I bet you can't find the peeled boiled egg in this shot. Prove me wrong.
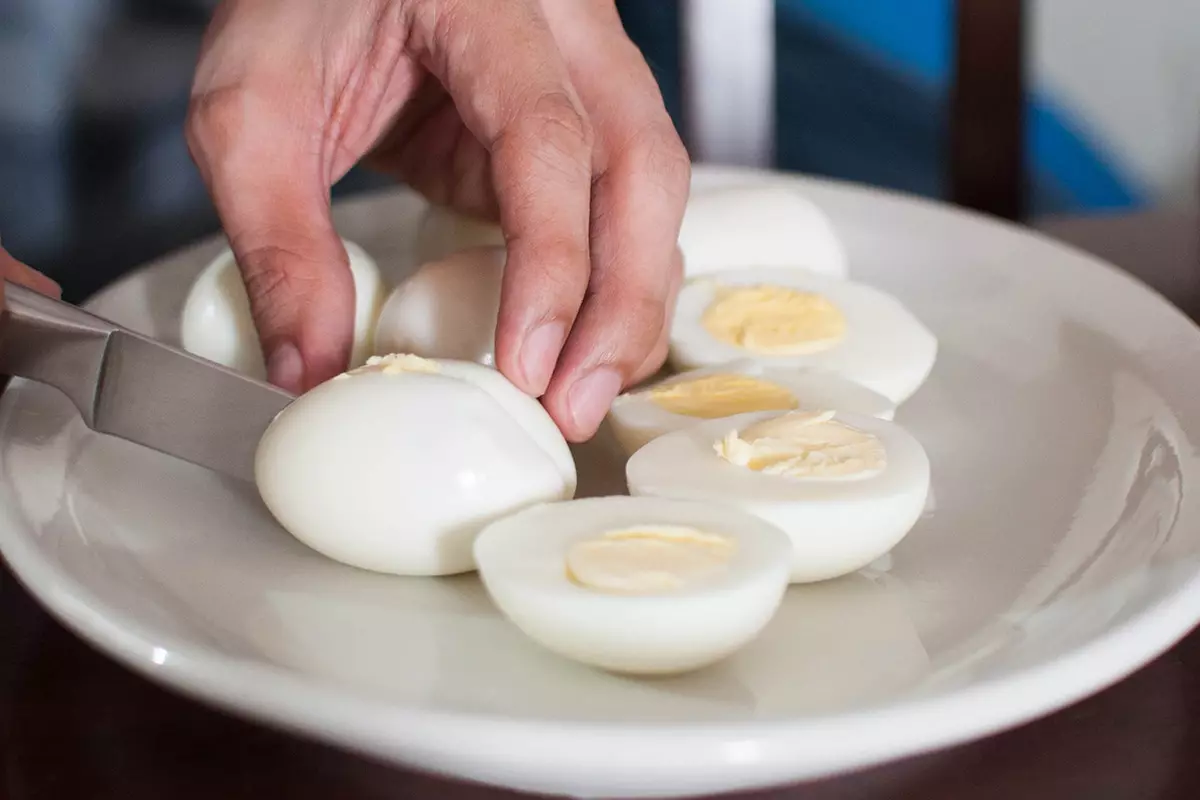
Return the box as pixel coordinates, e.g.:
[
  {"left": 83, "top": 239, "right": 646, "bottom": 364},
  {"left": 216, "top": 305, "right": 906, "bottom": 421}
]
[
  {"left": 181, "top": 239, "right": 386, "bottom": 379},
  {"left": 679, "top": 184, "right": 848, "bottom": 279},
  {"left": 414, "top": 203, "right": 505, "bottom": 264},
  {"left": 607, "top": 360, "right": 895, "bottom": 456},
  {"left": 255, "top": 354, "right": 576, "bottom": 576},
  {"left": 373, "top": 246, "right": 504, "bottom": 365},
  {"left": 474, "top": 496, "right": 792, "bottom": 675},
  {"left": 627, "top": 409, "right": 930, "bottom": 583},
  {"left": 670, "top": 267, "right": 937, "bottom": 404}
]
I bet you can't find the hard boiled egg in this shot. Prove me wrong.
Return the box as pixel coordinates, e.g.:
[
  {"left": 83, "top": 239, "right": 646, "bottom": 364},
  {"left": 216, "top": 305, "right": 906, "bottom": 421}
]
[
  {"left": 255, "top": 354, "right": 576, "bottom": 576},
  {"left": 670, "top": 267, "right": 937, "bottom": 403},
  {"left": 474, "top": 496, "right": 792, "bottom": 675},
  {"left": 414, "top": 203, "right": 505, "bottom": 264},
  {"left": 627, "top": 409, "right": 930, "bottom": 583},
  {"left": 181, "top": 239, "right": 386, "bottom": 379},
  {"left": 607, "top": 360, "right": 895, "bottom": 456},
  {"left": 373, "top": 246, "right": 504, "bottom": 365},
  {"left": 679, "top": 184, "right": 848, "bottom": 279}
]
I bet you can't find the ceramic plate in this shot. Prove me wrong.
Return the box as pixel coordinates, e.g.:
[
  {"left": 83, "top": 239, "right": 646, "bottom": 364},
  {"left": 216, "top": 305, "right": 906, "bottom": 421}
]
[{"left": 4, "top": 167, "right": 1200, "bottom": 798}]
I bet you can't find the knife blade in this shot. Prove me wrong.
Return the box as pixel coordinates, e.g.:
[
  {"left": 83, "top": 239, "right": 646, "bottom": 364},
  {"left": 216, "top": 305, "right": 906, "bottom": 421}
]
[{"left": 0, "top": 281, "right": 293, "bottom": 482}]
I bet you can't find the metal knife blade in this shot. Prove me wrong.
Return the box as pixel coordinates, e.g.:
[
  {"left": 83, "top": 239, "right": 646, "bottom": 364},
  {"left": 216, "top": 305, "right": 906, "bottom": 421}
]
[{"left": 1, "top": 281, "right": 293, "bottom": 482}]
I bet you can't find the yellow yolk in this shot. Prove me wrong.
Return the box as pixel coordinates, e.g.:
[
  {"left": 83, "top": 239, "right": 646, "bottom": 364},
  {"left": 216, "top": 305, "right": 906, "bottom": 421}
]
[
  {"left": 645, "top": 373, "right": 800, "bottom": 419},
  {"left": 343, "top": 353, "right": 441, "bottom": 377},
  {"left": 566, "top": 525, "right": 737, "bottom": 594},
  {"left": 715, "top": 410, "right": 885, "bottom": 478},
  {"left": 702, "top": 285, "right": 846, "bottom": 354}
]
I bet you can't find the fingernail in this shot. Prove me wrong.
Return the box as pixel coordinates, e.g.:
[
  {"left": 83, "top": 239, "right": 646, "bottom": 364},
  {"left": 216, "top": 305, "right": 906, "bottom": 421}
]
[
  {"left": 567, "top": 367, "right": 622, "bottom": 435},
  {"left": 520, "top": 321, "right": 567, "bottom": 394},
  {"left": 266, "top": 341, "right": 304, "bottom": 393}
]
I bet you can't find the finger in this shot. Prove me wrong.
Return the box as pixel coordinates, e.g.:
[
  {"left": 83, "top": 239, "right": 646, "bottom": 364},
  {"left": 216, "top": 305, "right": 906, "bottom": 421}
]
[
  {"left": 539, "top": 18, "right": 692, "bottom": 440},
  {"left": 403, "top": 0, "right": 595, "bottom": 397},
  {"left": 186, "top": 10, "right": 354, "bottom": 392},
  {"left": 0, "top": 249, "right": 62, "bottom": 300},
  {"left": 628, "top": 246, "right": 683, "bottom": 386}
]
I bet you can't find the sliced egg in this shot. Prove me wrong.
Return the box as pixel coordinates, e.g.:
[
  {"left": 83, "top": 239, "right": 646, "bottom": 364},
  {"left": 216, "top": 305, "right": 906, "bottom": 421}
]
[
  {"left": 626, "top": 409, "right": 930, "bottom": 583},
  {"left": 180, "top": 239, "right": 386, "bottom": 379},
  {"left": 474, "top": 496, "right": 791, "bottom": 675},
  {"left": 373, "top": 246, "right": 504, "bottom": 365},
  {"left": 255, "top": 354, "right": 576, "bottom": 576},
  {"left": 607, "top": 360, "right": 895, "bottom": 456},
  {"left": 678, "top": 184, "right": 848, "bottom": 279},
  {"left": 414, "top": 203, "right": 505, "bottom": 264},
  {"left": 670, "top": 267, "right": 937, "bottom": 404}
]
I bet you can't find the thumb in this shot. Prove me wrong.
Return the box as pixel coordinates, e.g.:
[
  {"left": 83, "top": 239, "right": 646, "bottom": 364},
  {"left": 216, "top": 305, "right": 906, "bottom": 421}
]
[{"left": 186, "top": 92, "right": 354, "bottom": 393}]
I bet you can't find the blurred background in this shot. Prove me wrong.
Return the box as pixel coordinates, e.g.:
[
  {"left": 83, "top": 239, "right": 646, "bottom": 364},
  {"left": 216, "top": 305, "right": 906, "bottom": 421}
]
[{"left": 1, "top": 0, "right": 1197, "bottom": 301}]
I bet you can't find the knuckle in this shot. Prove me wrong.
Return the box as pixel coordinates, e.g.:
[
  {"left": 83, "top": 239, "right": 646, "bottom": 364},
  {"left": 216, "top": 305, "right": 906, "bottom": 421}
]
[
  {"left": 237, "top": 244, "right": 327, "bottom": 322},
  {"left": 496, "top": 90, "right": 594, "bottom": 179},
  {"left": 624, "top": 124, "right": 691, "bottom": 200},
  {"left": 185, "top": 85, "right": 250, "bottom": 162}
]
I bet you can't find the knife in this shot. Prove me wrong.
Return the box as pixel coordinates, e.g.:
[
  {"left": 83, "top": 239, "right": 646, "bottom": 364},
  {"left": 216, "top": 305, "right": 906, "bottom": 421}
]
[{"left": 0, "top": 280, "right": 294, "bottom": 482}]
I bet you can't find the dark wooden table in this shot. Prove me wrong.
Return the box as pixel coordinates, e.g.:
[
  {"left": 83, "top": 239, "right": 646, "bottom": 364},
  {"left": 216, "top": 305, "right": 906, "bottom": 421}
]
[{"left": 3, "top": 211, "right": 1199, "bottom": 800}]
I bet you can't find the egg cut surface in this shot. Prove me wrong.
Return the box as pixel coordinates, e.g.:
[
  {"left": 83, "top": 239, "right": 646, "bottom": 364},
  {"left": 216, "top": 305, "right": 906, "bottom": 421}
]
[
  {"left": 255, "top": 354, "right": 576, "bottom": 576},
  {"left": 374, "top": 246, "right": 504, "bottom": 365},
  {"left": 608, "top": 360, "right": 896, "bottom": 456},
  {"left": 670, "top": 267, "right": 937, "bottom": 404},
  {"left": 626, "top": 409, "right": 930, "bottom": 583},
  {"left": 678, "top": 184, "right": 848, "bottom": 279},
  {"left": 413, "top": 203, "right": 505, "bottom": 264},
  {"left": 181, "top": 239, "right": 386, "bottom": 379},
  {"left": 474, "top": 496, "right": 792, "bottom": 675}
]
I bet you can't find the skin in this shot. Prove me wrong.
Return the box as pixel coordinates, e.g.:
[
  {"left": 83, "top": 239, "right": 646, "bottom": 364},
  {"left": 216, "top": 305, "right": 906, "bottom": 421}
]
[
  {"left": 186, "top": 0, "right": 690, "bottom": 441},
  {"left": 0, "top": 248, "right": 61, "bottom": 308}
]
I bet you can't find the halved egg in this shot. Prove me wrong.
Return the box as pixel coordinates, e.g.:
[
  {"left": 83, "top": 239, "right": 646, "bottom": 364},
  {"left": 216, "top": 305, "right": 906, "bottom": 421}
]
[
  {"left": 180, "top": 239, "right": 386, "bottom": 379},
  {"left": 373, "top": 246, "right": 503, "bottom": 365},
  {"left": 670, "top": 267, "right": 937, "bottom": 404},
  {"left": 607, "top": 360, "right": 895, "bottom": 456},
  {"left": 255, "top": 354, "right": 576, "bottom": 576},
  {"left": 626, "top": 409, "right": 930, "bottom": 583},
  {"left": 679, "top": 184, "right": 848, "bottom": 279},
  {"left": 414, "top": 203, "right": 505, "bottom": 264},
  {"left": 474, "top": 496, "right": 792, "bottom": 675}
]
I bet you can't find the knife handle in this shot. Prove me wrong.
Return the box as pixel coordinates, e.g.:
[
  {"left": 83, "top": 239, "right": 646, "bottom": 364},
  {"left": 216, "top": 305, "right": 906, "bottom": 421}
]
[{"left": 0, "top": 280, "right": 118, "bottom": 425}]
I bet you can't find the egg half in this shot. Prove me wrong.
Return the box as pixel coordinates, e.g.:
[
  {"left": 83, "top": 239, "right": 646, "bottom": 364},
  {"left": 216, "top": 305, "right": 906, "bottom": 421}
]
[
  {"left": 474, "top": 496, "right": 792, "bottom": 675},
  {"left": 670, "top": 267, "right": 937, "bottom": 404},
  {"left": 374, "top": 246, "right": 504, "bottom": 365},
  {"left": 181, "top": 239, "right": 386, "bottom": 379},
  {"left": 608, "top": 360, "right": 895, "bottom": 456},
  {"left": 626, "top": 409, "right": 930, "bottom": 583},
  {"left": 255, "top": 354, "right": 576, "bottom": 576},
  {"left": 414, "top": 204, "right": 505, "bottom": 264},
  {"left": 679, "top": 184, "right": 848, "bottom": 279}
]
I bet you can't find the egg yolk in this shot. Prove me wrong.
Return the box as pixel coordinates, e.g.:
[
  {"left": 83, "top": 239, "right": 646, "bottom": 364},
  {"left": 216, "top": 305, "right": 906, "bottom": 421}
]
[
  {"left": 645, "top": 373, "right": 800, "bottom": 419},
  {"left": 344, "top": 353, "right": 441, "bottom": 377},
  {"left": 566, "top": 525, "right": 737, "bottom": 594},
  {"left": 702, "top": 285, "right": 846, "bottom": 355},
  {"left": 715, "top": 410, "right": 885, "bottom": 478}
]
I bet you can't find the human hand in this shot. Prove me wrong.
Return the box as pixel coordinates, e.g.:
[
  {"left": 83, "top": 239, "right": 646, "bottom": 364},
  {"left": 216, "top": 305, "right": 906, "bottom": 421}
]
[
  {"left": 0, "top": 246, "right": 61, "bottom": 309},
  {"left": 187, "top": 0, "right": 689, "bottom": 441}
]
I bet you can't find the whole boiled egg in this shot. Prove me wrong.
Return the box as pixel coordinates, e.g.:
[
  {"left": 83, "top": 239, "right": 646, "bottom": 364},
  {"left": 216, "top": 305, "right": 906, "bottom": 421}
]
[
  {"left": 679, "top": 184, "right": 848, "bottom": 279},
  {"left": 474, "top": 496, "right": 792, "bottom": 675},
  {"left": 414, "top": 204, "right": 505, "bottom": 264},
  {"left": 670, "top": 267, "right": 937, "bottom": 404},
  {"left": 181, "top": 239, "right": 386, "bottom": 379},
  {"left": 627, "top": 409, "right": 930, "bottom": 583},
  {"left": 374, "top": 246, "right": 504, "bottom": 365},
  {"left": 255, "top": 354, "right": 576, "bottom": 576},
  {"left": 607, "top": 359, "right": 895, "bottom": 456}
]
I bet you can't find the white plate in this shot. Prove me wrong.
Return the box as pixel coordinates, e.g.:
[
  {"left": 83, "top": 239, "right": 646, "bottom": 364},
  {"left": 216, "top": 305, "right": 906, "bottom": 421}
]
[{"left": 4, "top": 166, "right": 1200, "bottom": 798}]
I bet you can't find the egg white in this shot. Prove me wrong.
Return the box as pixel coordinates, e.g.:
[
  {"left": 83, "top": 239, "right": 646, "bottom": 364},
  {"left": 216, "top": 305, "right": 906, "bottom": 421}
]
[
  {"left": 679, "top": 184, "right": 848, "bottom": 279},
  {"left": 473, "top": 496, "right": 792, "bottom": 675},
  {"left": 180, "top": 239, "right": 386, "bottom": 378},
  {"left": 626, "top": 410, "right": 930, "bottom": 583},
  {"left": 669, "top": 268, "right": 937, "bottom": 404},
  {"left": 255, "top": 358, "right": 575, "bottom": 577},
  {"left": 608, "top": 359, "right": 896, "bottom": 456},
  {"left": 373, "top": 246, "right": 504, "bottom": 365},
  {"left": 414, "top": 204, "right": 505, "bottom": 264}
]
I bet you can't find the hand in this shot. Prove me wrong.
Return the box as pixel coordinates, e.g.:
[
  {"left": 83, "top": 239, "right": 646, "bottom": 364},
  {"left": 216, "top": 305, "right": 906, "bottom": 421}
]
[
  {"left": 0, "top": 246, "right": 61, "bottom": 308},
  {"left": 187, "top": 0, "right": 690, "bottom": 441}
]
